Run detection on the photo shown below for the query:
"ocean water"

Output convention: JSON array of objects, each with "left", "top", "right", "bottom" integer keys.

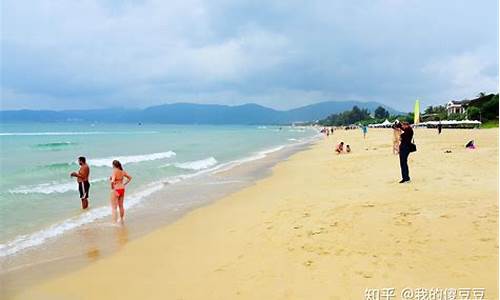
[{"left": 0, "top": 123, "right": 317, "bottom": 257}]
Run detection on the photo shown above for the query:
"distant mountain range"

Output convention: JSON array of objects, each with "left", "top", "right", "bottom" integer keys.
[{"left": 0, "top": 101, "right": 401, "bottom": 125}]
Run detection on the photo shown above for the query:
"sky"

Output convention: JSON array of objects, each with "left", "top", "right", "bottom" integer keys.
[{"left": 1, "top": 0, "right": 498, "bottom": 112}]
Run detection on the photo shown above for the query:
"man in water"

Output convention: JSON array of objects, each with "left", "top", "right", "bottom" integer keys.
[
  {"left": 71, "top": 156, "right": 90, "bottom": 209},
  {"left": 398, "top": 122, "right": 414, "bottom": 183}
]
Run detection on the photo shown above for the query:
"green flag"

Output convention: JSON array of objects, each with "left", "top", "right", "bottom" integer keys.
[{"left": 414, "top": 99, "right": 420, "bottom": 124}]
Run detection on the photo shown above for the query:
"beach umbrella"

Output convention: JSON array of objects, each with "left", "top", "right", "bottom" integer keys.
[{"left": 414, "top": 99, "right": 420, "bottom": 125}]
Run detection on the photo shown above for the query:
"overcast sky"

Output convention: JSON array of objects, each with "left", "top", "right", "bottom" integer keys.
[{"left": 1, "top": 0, "right": 498, "bottom": 112}]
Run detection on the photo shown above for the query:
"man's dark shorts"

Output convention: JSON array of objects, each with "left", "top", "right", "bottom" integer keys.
[{"left": 78, "top": 181, "right": 90, "bottom": 199}]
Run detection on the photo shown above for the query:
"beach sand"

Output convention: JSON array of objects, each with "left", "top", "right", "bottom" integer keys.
[{"left": 13, "top": 128, "right": 498, "bottom": 299}]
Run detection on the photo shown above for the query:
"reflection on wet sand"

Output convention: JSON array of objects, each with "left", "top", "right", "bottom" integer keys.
[
  {"left": 79, "top": 227, "right": 101, "bottom": 263},
  {"left": 86, "top": 248, "right": 100, "bottom": 261},
  {"left": 115, "top": 225, "right": 129, "bottom": 247},
  {"left": 81, "top": 224, "right": 129, "bottom": 263}
]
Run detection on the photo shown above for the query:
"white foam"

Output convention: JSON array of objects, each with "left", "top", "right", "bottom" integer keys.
[
  {"left": 9, "top": 177, "right": 108, "bottom": 195},
  {"left": 87, "top": 151, "right": 176, "bottom": 167},
  {"left": 0, "top": 183, "right": 163, "bottom": 257},
  {"left": 211, "top": 145, "right": 285, "bottom": 174},
  {"left": 174, "top": 157, "right": 218, "bottom": 171},
  {"left": 0, "top": 143, "right": 304, "bottom": 257}
]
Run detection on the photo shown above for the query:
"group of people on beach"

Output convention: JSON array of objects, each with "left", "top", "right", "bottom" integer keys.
[
  {"left": 335, "top": 141, "right": 351, "bottom": 154},
  {"left": 70, "top": 157, "right": 132, "bottom": 223},
  {"left": 326, "top": 121, "right": 415, "bottom": 183}
]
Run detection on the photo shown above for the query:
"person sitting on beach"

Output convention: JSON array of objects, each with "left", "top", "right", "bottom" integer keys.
[
  {"left": 465, "top": 140, "right": 476, "bottom": 150},
  {"left": 70, "top": 156, "right": 90, "bottom": 209},
  {"left": 346, "top": 145, "right": 351, "bottom": 153},
  {"left": 335, "top": 142, "right": 344, "bottom": 154},
  {"left": 110, "top": 160, "right": 132, "bottom": 223}
]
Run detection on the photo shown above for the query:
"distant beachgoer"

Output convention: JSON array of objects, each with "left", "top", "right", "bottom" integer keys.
[
  {"left": 330, "top": 128, "right": 334, "bottom": 135},
  {"left": 335, "top": 142, "right": 344, "bottom": 154},
  {"left": 437, "top": 122, "right": 443, "bottom": 134},
  {"left": 70, "top": 156, "right": 90, "bottom": 209},
  {"left": 465, "top": 140, "right": 476, "bottom": 149},
  {"left": 346, "top": 145, "right": 351, "bottom": 153},
  {"left": 362, "top": 126, "right": 368, "bottom": 139},
  {"left": 110, "top": 160, "right": 132, "bottom": 223},
  {"left": 398, "top": 122, "right": 414, "bottom": 183},
  {"left": 392, "top": 122, "right": 402, "bottom": 154}
]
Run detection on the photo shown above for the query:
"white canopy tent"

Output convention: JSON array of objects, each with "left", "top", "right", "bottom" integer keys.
[
  {"left": 416, "top": 120, "right": 481, "bottom": 128},
  {"left": 368, "top": 119, "right": 393, "bottom": 128}
]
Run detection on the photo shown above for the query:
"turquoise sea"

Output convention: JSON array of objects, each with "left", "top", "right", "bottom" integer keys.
[{"left": 0, "top": 123, "right": 318, "bottom": 257}]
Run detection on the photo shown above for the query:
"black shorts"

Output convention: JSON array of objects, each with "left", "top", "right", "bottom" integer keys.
[{"left": 78, "top": 181, "right": 90, "bottom": 199}]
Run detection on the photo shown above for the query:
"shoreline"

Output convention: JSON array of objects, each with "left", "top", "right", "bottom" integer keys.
[
  {"left": 7, "top": 128, "right": 499, "bottom": 299},
  {"left": 1, "top": 136, "right": 319, "bottom": 297}
]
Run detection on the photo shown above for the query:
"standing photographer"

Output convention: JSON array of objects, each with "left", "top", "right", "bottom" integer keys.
[{"left": 399, "top": 122, "right": 414, "bottom": 183}]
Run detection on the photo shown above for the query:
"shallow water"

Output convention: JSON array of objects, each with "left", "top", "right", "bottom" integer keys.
[{"left": 0, "top": 123, "right": 317, "bottom": 258}]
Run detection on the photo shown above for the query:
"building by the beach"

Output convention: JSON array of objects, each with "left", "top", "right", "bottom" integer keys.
[{"left": 446, "top": 99, "right": 472, "bottom": 115}]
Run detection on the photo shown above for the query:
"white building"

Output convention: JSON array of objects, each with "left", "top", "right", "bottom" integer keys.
[{"left": 446, "top": 100, "right": 471, "bottom": 115}]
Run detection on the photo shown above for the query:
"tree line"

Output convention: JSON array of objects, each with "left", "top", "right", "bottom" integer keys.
[
  {"left": 318, "top": 93, "right": 498, "bottom": 127},
  {"left": 319, "top": 105, "right": 396, "bottom": 126}
]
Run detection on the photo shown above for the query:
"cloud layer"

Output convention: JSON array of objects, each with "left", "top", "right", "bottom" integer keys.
[{"left": 1, "top": 0, "right": 498, "bottom": 111}]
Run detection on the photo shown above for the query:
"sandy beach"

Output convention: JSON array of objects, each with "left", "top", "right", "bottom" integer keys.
[{"left": 13, "top": 128, "right": 498, "bottom": 299}]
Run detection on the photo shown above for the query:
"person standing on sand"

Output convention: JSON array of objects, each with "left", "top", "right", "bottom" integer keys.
[
  {"left": 70, "top": 156, "right": 90, "bottom": 209},
  {"left": 392, "top": 122, "right": 401, "bottom": 154},
  {"left": 398, "top": 122, "right": 414, "bottom": 183},
  {"left": 362, "top": 125, "right": 368, "bottom": 139},
  {"left": 437, "top": 121, "right": 442, "bottom": 134},
  {"left": 110, "top": 160, "right": 132, "bottom": 223}
]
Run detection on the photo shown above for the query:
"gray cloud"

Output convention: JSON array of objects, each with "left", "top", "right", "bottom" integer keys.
[{"left": 1, "top": 0, "right": 498, "bottom": 112}]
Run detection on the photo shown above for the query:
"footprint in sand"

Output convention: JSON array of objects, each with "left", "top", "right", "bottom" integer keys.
[
  {"left": 307, "top": 227, "right": 327, "bottom": 236},
  {"left": 394, "top": 219, "right": 412, "bottom": 226},
  {"left": 334, "top": 248, "right": 345, "bottom": 256},
  {"left": 479, "top": 237, "right": 493, "bottom": 242},
  {"left": 356, "top": 271, "right": 373, "bottom": 278},
  {"left": 303, "top": 260, "right": 314, "bottom": 267}
]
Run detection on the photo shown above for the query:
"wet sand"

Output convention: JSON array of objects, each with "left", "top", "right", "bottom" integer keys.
[{"left": 12, "top": 128, "right": 499, "bottom": 299}]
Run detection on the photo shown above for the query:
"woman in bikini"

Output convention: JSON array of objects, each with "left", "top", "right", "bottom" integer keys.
[{"left": 110, "top": 160, "right": 132, "bottom": 223}]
